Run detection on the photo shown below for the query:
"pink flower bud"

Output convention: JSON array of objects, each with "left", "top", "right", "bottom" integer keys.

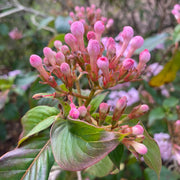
[
  {"left": 122, "top": 58, "right": 135, "bottom": 70},
  {"left": 131, "top": 141, "right": 148, "bottom": 155},
  {"left": 78, "top": 106, "right": 87, "bottom": 117},
  {"left": 97, "top": 57, "right": 110, "bottom": 83},
  {"left": 65, "top": 33, "right": 78, "bottom": 52},
  {"left": 126, "top": 36, "right": 144, "bottom": 58},
  {"left": 55, "top": 52, "right": 65, "bottom": 65},
  {"left": 9, "top": 28, "right": 22, "bottom": 40},
  {"left": 54, "top": 40, "right": 62, "bottom": 50},
  {"left": 61, "top": 45, "right": 70, "bottom": 54},
  {"left": 87, "top": 31, "right": 96, "bottom": 40},
  {"left": 130, "top": 36, "right": 144, "bottom": 49},
  {"left": 106, "top": 18, "right": 114, "bottom": 29},
  {"left": 112, "top": 96, "right": 127, "bottom": 125},
  {"left": 43, "top": 47, "right": 53, "bottom": 58},
  {"left": 70, "top": 21, "right": 85, "bottom": 38},
  {"left": 94, "top": 21, "right": 105, "bottom": 34},
  {"left": 97, "top": 57, "right": 109, "bottom": 70},
  {"left": 116, "top": 96, "right": 127, "bottom": 110},
  {"left": 87, "top": 39, "right": 100, "bottom": 75},
  {"left": 69, "top": 108, "right": 80, "bottom": 119},
  {"left": 132, "top": 125, "right": 144, "bottom": 135},
  {"left": 101, "top": 17, "right": 107, "bottom": 24},
  {"left": 99, "top": 103, "right": 109, "bottom": 114},
  {"left": 128, "top": 104, "right": 149, "bottom": 119},
  {"left": 60, "top": 62, "right": 71, "bottom": 76},
  {"left": 30, "top": 54, "right": 42, "bottom": 68},
  {"left": 139, "top": 49, "right": 151, "bottom": 63},
  {"left": 69, "top": 12, "right": 75, "bottom": 18},
  {"left": 75, "top": 6, "right": 80, "bottom": 12},
  {"left": 87, "top": 39, "right": 100, "bottom": 57},
  {"left": 121, "top": 26, "right": 134, "bottom": 41}
]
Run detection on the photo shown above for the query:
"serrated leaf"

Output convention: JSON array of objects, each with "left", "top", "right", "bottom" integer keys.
[
  {"left": 142, "top": 125, "right": 162, "bottom": 180},
  {"left": 0, "top": 131, "right": 54, "bottom": 180},
  {"left": 85, "top": 156, "right": 114, "bottom": 177},
  {"left": 135, "top": 33, "right": 169, "bottom": 54},
  {"left": 50, "top": 119, "right": 121, "bottom": 171},
  {"left": 90, "top": 92, "right": 108, "bottom": 114},
  {"left": 20, "top": 106, "right": 59, "bottom": 144},
  {"left": 108, "top": 144, "right": 124, "bottom": 169},
  {"left": 149, "top": 50, "right": 180, "bottom": 87},
  {"left": 148, "top": 107, "right": 165, "bottom": 126}
]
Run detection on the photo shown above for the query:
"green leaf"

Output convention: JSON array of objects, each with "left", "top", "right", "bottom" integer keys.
[
  {"left": 0, "top": 23, "right": 9, "bottom": 36},
  {"left": 85, "top": 156, "right": 114, "bottom": 177},
  {"left": 163, "top": 97, "right": 179, "bottom": 108},
  {"left": 50, "top": 119, "right": 121, "bottom": 171},
  {"left": 149, "top": 50, "right": 180, "bottom": 87},
  {"left": 143, "top": 125, "right": 162, "bottom": 179},
  {"left": 90, "top": 92, "right": 108, "bottom": 114},
  {"left": 38, "top": 98, "right": 60, "bottom": 108},
  {"left": 108, "top": 144, "right": 124, "bottom": 169},
  {"left": 19, "top": 115, "right": 57, "bottom": 145},
  {"left": 38, "top": 16, "right": 55, "bottom": 30},
  {"left": 135, "top": 33, "right": 169, "bottom": 53},
  {"left": 20, "top": 106, "right": 59, "bottom": 144},
  {"left": 55, "top": 16, "right": 71, "bottom": 33},
  {"left": 148, "top": 107, "right": 165, "bottom": 126},
  {"left": 144, "top": 166, "right": 180, "bottom": 180},
  {"left": 48, "top": 33, "right": 65, "bottom": 48},
  {"left": 173, "top": 24, "right": 180, "bottom": 43},
  {"left": 0, "top": 131, "right": 54, "bottom": 180}
]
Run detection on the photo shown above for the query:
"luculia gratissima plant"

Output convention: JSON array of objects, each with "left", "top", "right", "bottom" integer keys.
[{"left": 0, "top": 4, "right": 162, "bottom": 180}]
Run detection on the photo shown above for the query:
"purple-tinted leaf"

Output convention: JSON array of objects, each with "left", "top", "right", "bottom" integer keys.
[{"left": 51, "top": 118, "right": 122, "bottom": 171}]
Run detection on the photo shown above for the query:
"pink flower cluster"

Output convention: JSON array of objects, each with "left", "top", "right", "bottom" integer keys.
[
  {"left": 9, "top": 28, "right": 22, "bottom": 40},
  {"left": 29, "top": 6, "right": 150, "bottom": 156},
  {"left": 172, "top": 4, "right": 180, "bottom": 24},
  {"left": 69, "top": 4, "right": 114, "bottom": 33}
]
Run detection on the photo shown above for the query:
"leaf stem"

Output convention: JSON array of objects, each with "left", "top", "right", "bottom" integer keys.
[
  {"left": 75, "top": 75, "right": 82, "bottom": 106},
  {"left": 85, "top": 88, "right": 96, "bottom": 107}
]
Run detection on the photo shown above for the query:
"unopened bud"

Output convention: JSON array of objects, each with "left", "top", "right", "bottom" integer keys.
[
  {"left": 30, "top": 54, "right": 42, "bottom": 68},
  {"left": 106, "top": 18, "right": 114, "bottom": 29},
  {"left": 78, "top": 106, "right": 87, "bottom": 118},
  {"left": 54, "top": 40, "right": 62, "bottom": 50},
  {"left": 132, "top": 125, "right": 144, "bottom": 135},
  {"left": 70, "top": 21, "right": 85, "bottom": 38},
  {"left": 97, "top": 57, "right": 109, "bottom": 70},
  {"left": 130, "top": 36, "right": 144, "bottom": 49},
  {"left": 139, "top": 49, "right": 151, "bottom": 63},
  {"left": 112, "top": 96, "right": 127, "bottom": 126},
  {"left": 128, "top": 104, "right": 149, "bottom": 119},
  {"left": 121, "top": 26, "right": 134, "bottom": 41},
  {"left": 43, "top": 47, "right": 56, "bottom": 66},
  {"left": 60, "top": 62, "right": 71, "bottom": 76},
  {"left": 122, "top": 58, "right": 135, "bottom": 70},
  {"left": 94, "top": 21, "right": 105, "bottom": 34},
  {"left": 65, "top": 33, "right": 78, "bottom": 52},
  {"left": 131, "top": 141, "right": 147, "bottom": 155},
  {"left": 87, "top": 31, "right": 96, "bottom": 40},
  {"left": 99, "top": 103, "right": 109, "bottom": 126},
  {"left": 69, "top": 108, "right": 80, "bottom": 119},
  {"left": 55, "top": 52, "right": 65, "bottom": 65},
  {"left": 61, "top": 45, "right": 70, "bottom": 54},
  {"left": 126, "top": 36, "right": 144, "bottom": 58},
  {"left": 99, "top": 103, "right": 109, "bottom": 114}
]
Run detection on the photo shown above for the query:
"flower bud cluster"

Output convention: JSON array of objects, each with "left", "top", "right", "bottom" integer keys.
[
  {"left": 29, "top": 6, "right": 151, "bottom": 157},
  {"left": 69, "top": 4, "right": 114, "bottom": 32}
]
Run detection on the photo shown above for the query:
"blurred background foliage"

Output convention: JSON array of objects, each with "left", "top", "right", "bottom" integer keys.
[{"left": 1, "top": 0, "right": 180, "bottom": 179}]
